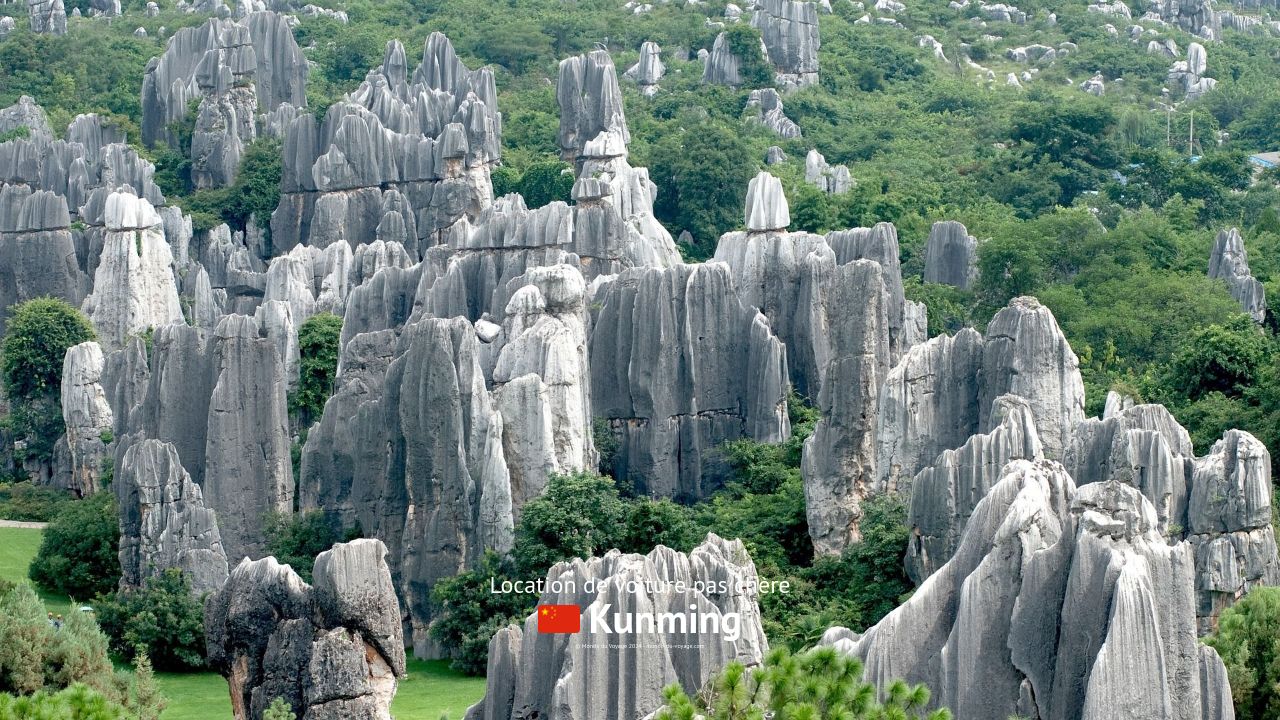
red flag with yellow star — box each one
[537,604,581,633]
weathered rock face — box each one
[1168,42,1218,101]
[922,220,977,289]
[57,342,114,497]
[205,539,406,720]
[27,0,67,35]
[558,49,630,163]
[905,394,1043,582]
[751,0,820,89]
[748,89,802,139]
[744,171,790,232]
[0,96,53,142]
[590,263,790,500]
[81,191,186,349]
[491,265,595,518]
[804,149,851,194]
[624,41,665,96]
[300,317,513,656]
[702,31,747,87]
[465,534,768,720]
[1208,228,1266,323]
[116,439,229,595]
[272,33,500,255]
[826,460,1236,720]
[0,185,87,336]
[876,296,1085,491]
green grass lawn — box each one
[0,526,487,719]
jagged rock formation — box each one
[465,534,768,720]
[747,88,802,138]
[57,342,114,496]
[271,33,500,255]
[1081,72,1106,95]
[0,17,14,40]
[1168,42,1217,101]
[300,317,513,655]
[922,220,977,289]
[27,0,67,35]
[0,96,53,142]
[877,296,1085,492]
[205,539,406,720]
[702,31,749,86]
[81,191,185,349]
[804,149,852,194]
[590,262,790,500]
[905,394,1043,582]
[1207,227,1265,323]
[141,12,307,188]
[744,170,790,232]
[826,460,1237,720]
[624,41,665,96]
[491,265,595,517]
[751,0,820,89]
[116,439,229,594]
[1152,0,1216,35]
[0,185,87,335]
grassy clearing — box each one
[0,525,487,718]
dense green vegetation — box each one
[290,312,344,428]
[655,646,951,720]
[1206,586,1280,719]
[95,570,208,672]
[262,509,350,583]
[28,492,120,601]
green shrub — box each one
[1205,586,1280,719]
[28,494,120,601]
[1,298,95,403]
[0,585,115,698]
[512,471,626,578]
[290,313,343,427]
[0,683,129,719]
[95,570,207,672]
[0,482,74,522]
[429,552,534,676]
[263,510,345,583]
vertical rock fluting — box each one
[589,263,790,500]
[205,539,406,720]
[624,41,665,96]
[823,460,1236,720]
[57,342,114,497]
[81,191,185,349]
[116,438,229,595]
[751,0,821,89]
[922,220,977,289]
[271,33,499,254]
[464,534,768,720]
[0,185,88,335]
[1207,227,1266,323]
[299,317,513,657]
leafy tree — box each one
[655,646,952,720]
[617,498,699,555]
[517,161,574,208]
[28,493,120,600]
[513,471,626,577]
[429,552,535,675]
[125,653,165,720]
[1167,315,1272,400]
[722,24,773,88]
[1205,586,1280,719]
[1,298,95,402]
[0,585,115,698]
[291,313,343,426]
[263,510,345,583]
[648,122,756,256]
[0,482,74,522]
[95,570,207,671]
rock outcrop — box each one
[0,96,53,142]
[271,33,500,255]
[590,263,790,500]
[57,342,114,496]
[299,317,513,656]
[876,296,1085,491]
[28,0,67,35]
[1208,227,1266,323]
[751,0,820,89]
[702,31,750,87]
[826,460,1237,720]
[0,185,88,335]
[464,534,768,720]
[804,149,852,194]
[747,88,802,138]
[81,191,185,349]
[116,439,229,595]
[205,539,406,720]
[922,220,977,289]
[1169,42,1217,101]
[624,41,665,96]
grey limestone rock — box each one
[765,145,787,164]
[752,0,820,89]
[299,317,513,656]
[465,534,768,720]
[0,96,53,142]
[589,263,790,499]
[827,460,1236,720]
[922,220,977,289]
[205,539,406,720]
[557,49,630,164]
[0,17,14,40]
[116,439,229,595]
[624,41,666,96]
[1208,227,1266,323]
[702,31,748,86]
[58,342,114,496]
[27,0,67,35]
[744,171,789,231]
[747,88,802,139]
[0,186,88,336]
[804,149,852,194]
[905,394,1043,582]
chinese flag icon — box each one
[537,604,581,634]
